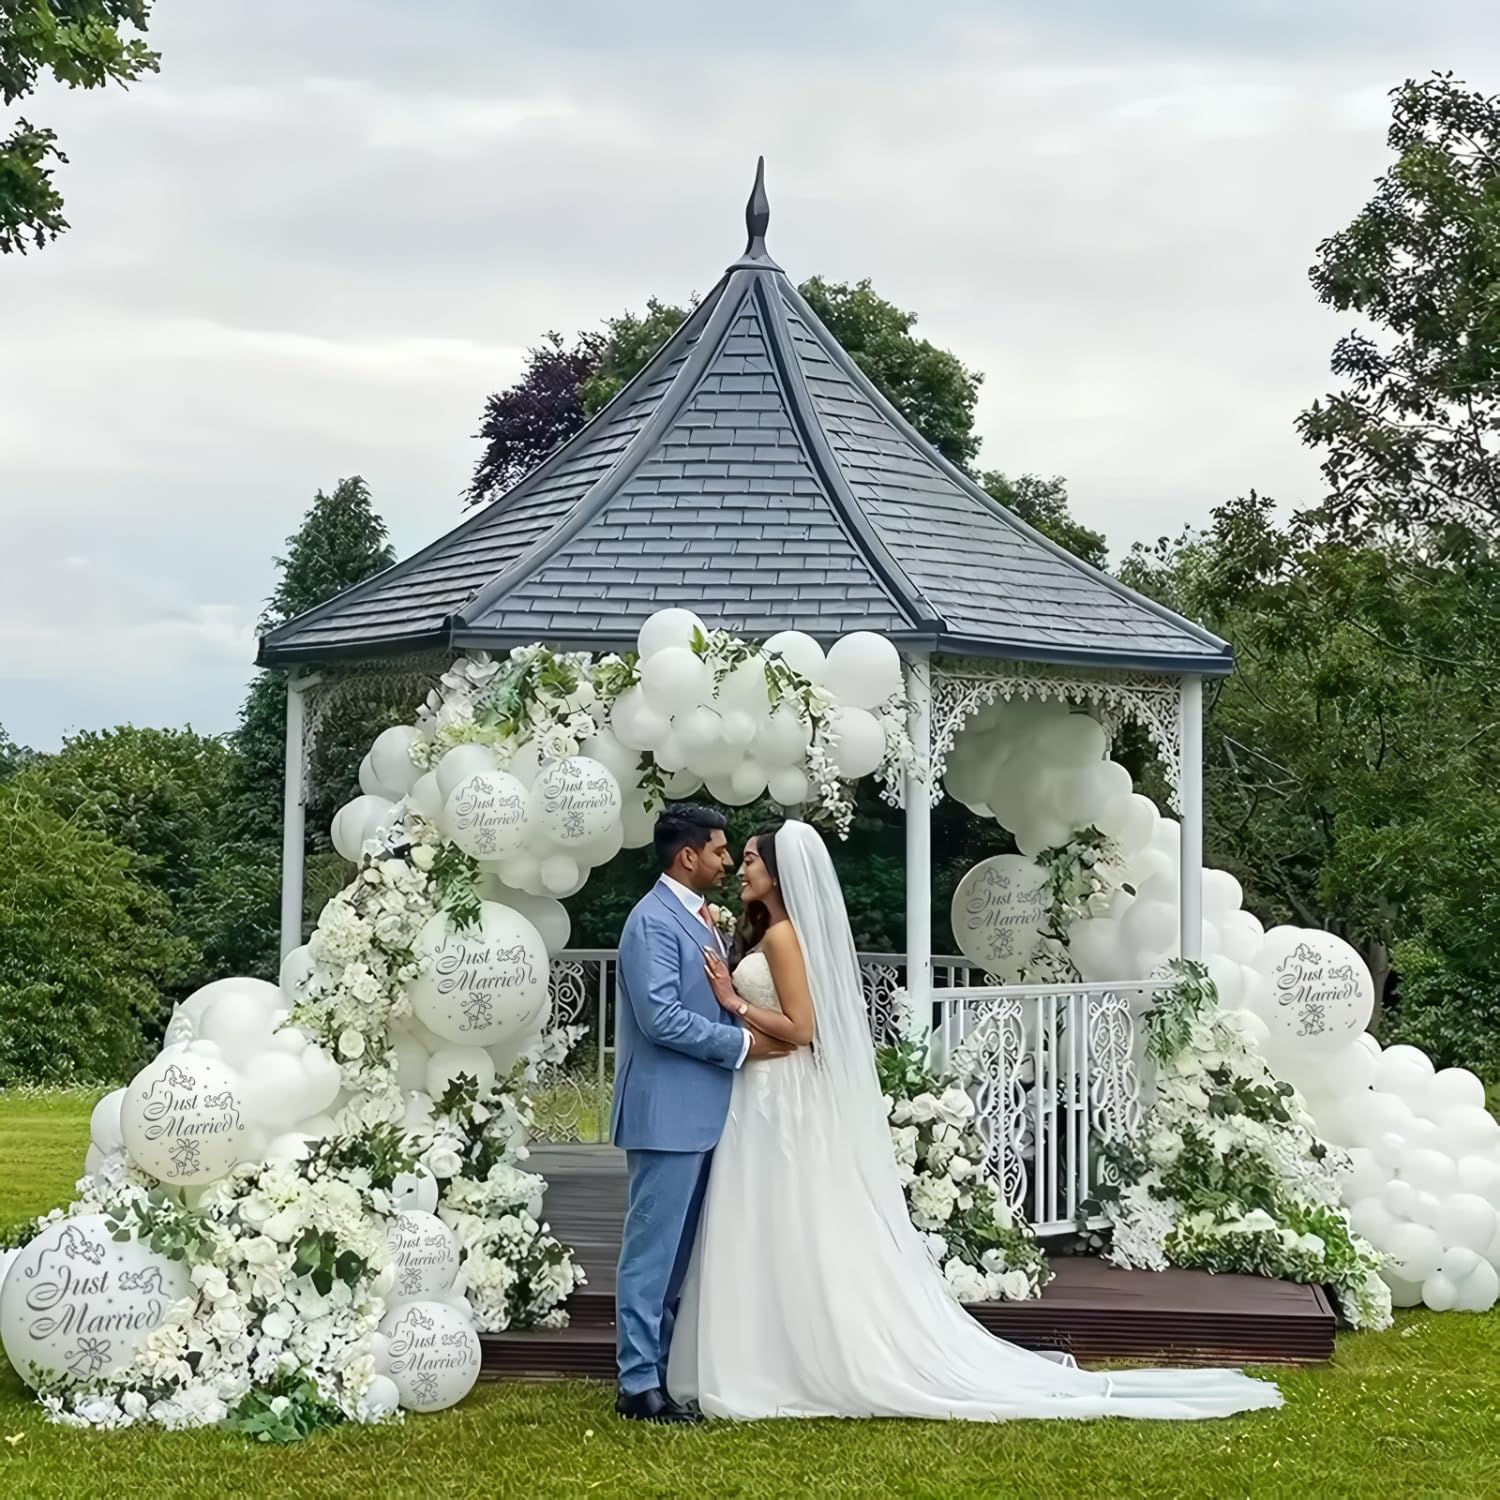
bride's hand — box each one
[703,951,741,1012]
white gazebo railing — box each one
[930,979,1169,1235]
[534,951,1163,1239]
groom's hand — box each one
[746,1030,794,1060]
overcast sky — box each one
[3,1,1496,749]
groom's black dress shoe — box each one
[615,1388,703,1425]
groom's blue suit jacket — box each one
[610,884,744,1152]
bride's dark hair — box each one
[730,821,784,969]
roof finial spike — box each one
[744,155,770,259]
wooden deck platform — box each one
[481,1146,1335,1381]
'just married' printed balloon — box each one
[120,1053,250,1184]
[950,856,1050,981]
[0,1215,191,1391]
[379,1299,480,1412]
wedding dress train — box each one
[666,825,1282,1424]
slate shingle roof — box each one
[259,171,1230,677]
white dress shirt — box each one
[658,875,752,1068]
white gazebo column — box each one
[1178,674,1204,961]
[904,651,933,1010]
[279,670,312,961]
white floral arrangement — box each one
[877,995,1050,1303]
[1097,962,1393,1331]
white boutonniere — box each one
[708,904,737,937]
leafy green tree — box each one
[1298,73,1500,541]
[233,475,398,844]
[1,1,160,254]
[0,783,190,1084]
[980,472,1108,568]
[469,279,985,507]
[0,723,33,780]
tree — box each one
[228,477,401,970]
[0,783,190,1085]
[466,333,599,507]
[0,723,32,780]
[1121,493,1497,1031]
[1297,73,1500,541]
[1,1,160,255]
[233,475,397,844]
[979,472,1109,569]
[468,279,984,507]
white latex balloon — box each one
[90,1089,126,1154]
[1435,1194,1498,1254]
[950,856,1049,980]
[1382,1271,1426,1308]
[610,686,670,752]
[826,706,885,779]
[1454,1258,1500,1311]
[406,772,444,824]
[822,630,903,710]
[1,1215,193,1390]
[1201,869,1244,923]
[705,772,759,808]
[1387,1221,1444,1280]
[1341,1147,1386,1204]
[408,902,549,1048]
[1401,1148,1459,1198]
[579,727,640,784]
[360,753,400,800]
[392,1030,430,1093]
[716,659,771,715]
[502,893,571,952]
[1457,1154,1500,1208]
[300,1046,343,1116]
[539,853,583,897]
[661,768,705,800]
[1428,1067,1488,1112]
[370,725,423,797]
[528,757,622,850]
[767,765,810,806]
[495,848,542,896]
[762,630,825,681]
[1374,1044,1435,1098]
[637,607,706,659]
[392,1166,440,1214]
[332,794,397,863]
[380,1300,480,1413]
[639,646,711,716]
[573,820,626,870]
[444,770,528,860]
[435,744,500,802]
[1252,926,1374,1056]
[729,760,768,803]
[1422,1270,1460,1311]
[620,796,661,848]
[121,1053,250,1183]
[386,1211,461,1301]
[1349,1196,1398,1245]
[427,1045,496,1100]
[241,1052,319,1131]
[279,944,315,1001]
[756,705,812,767]
[362,1375,402,1419]
[1440,1106,1500,1155]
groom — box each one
[611,803,790,1424]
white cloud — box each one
[2,0,1498,747]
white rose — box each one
[1000,1269,1032,1302]
[936,1085,975,1126]
[410,845,436,872]
[907,1093,940,1124]
[242,1236,282,1267]
[423,1142,464,1180]
[338,1028,366,1059]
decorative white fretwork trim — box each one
[930,657,1185,809]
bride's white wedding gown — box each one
[666,950,1283,1423]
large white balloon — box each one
[370,726,423,797]
[332,795,396,863]
[379,1300,481,1413]
[950,856,1049,981]
[408,902,550,1048]
[89,1089,126,1155]
[762,630,825,681]
[822,631,903,710]
[825,706,885,779]
[502,893,571,952]
[610,686,669,753]
[637,607,706,659]
[529,757,622,848]
[1252,926,1375,1057]
[444,770,528,860]
[638,646,710,716]
[406,772,445,824]
[756,706,812,767]
[121,1053,250,1184]
[0,1215,193,1390]
[767,765,810,806]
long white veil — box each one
[773,822,912,1201]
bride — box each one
[666,819,1283,1422]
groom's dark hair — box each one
[654,803,728,872]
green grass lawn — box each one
[2,1091,1497,1498]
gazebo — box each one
[259,161,1231,1236]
